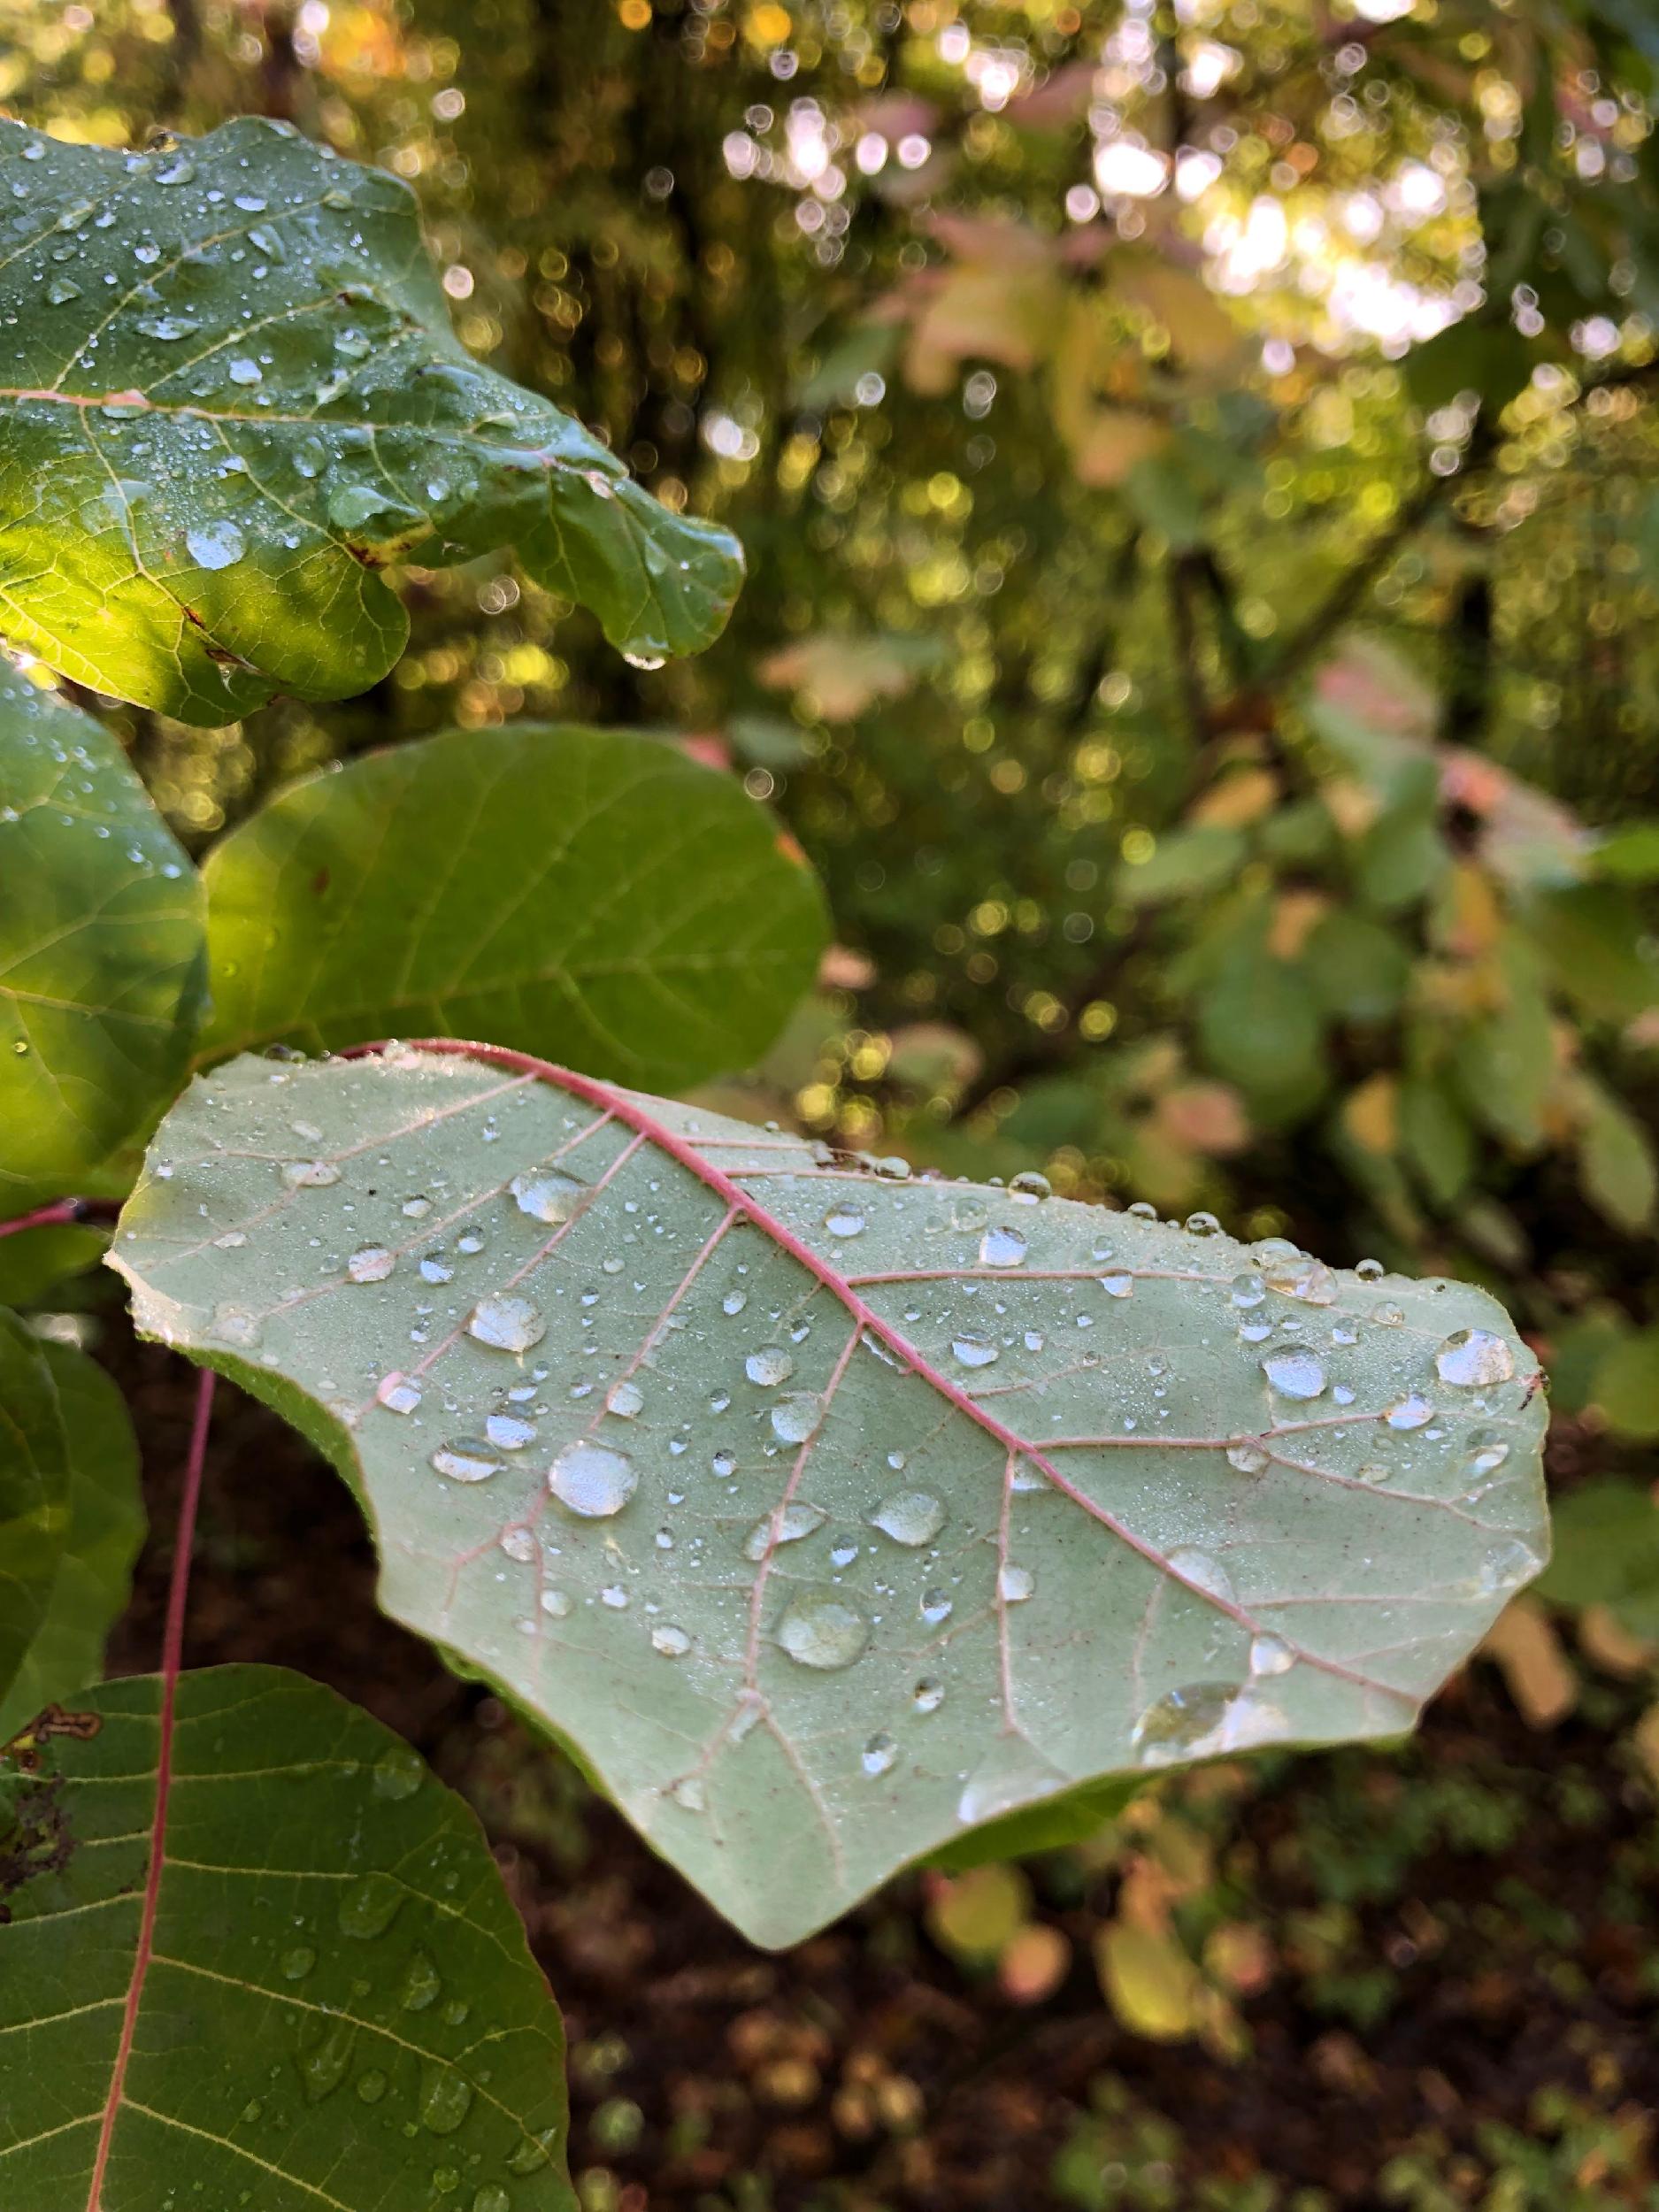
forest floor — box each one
[106,1337,1659,2212]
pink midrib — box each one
[85,1371,213,2209]
[359,1039,1405,1705]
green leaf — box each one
[110,1045,1550,1949]
[0,1221,109,1310]
[1591,820,1659,881]
[1397,1076,1475,1209]
[1452,949,1555,1152]
[0,1664,573,2203]
[1536,1479,1659,1639]
[1305,912,1411,1024]
[0,1310,71,1717]
[1195,946,1325,1125]
[1404,321,1535,416]
[1523,885,1659,1023]
[1118,826,1246,904]
[0,672,205,1202]
[197,725,826,1087]
[1592,1327,1659,1441]
[0,119,741,724]
[1575,1078,1658,1232]
[0,1337,144,1740]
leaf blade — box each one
[0,119,742,722]
[0,1664,574,2208]
[110,1044,1550,1947]
[0,672,206,1201]
[0,1338,144,1740]
[197,725,827,1087]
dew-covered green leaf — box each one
[0,1664,573,2206]
[109,1046,1550,1949]
[0,1309,71,1716]
[0,118,742,724]
[0,671,205,1202]
[0,1337,143,1741]
[197,725,826,1087]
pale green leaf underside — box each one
[0,118,742,724]
[0,1665,574,2208]
[0,672,205,1199]
[0,1337,144,1742]
[111,1048,1549,1947]
[198,725,828,1089]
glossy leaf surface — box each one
[0,1333,143,1741]
[0,672,205,1202]
[0,119,742,723]
[111,1047,1549,1947]
[198,725,826,1087]
[0,1665,574,2206]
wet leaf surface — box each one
[110,1045,1549,1946]
[0,671,205,1203]
[0,1664,574,2208]
[0,119,743,723]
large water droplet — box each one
[377,1372,423,1415]
[347,1244,394,1284]
[979,1225,1027,1268]
[743,1500,828,1559]
[1099,1271,1134,1299]
[511,1166,587,1225]
[862,1732,897,1777]
[1132,1682,1289,1766]
[1225,1438,1270,1475]
[467,1293,546,1354]
[1009,1170,1051,1202]
[998,1563,1035,1603]
[823,1202,865,1238]
[338,1870,403,1939]
[1436,1329,1515,1388]
[419,2066,473,2136]
[746,1345,794,1386]
[187,520,246,571]
[296,2016,357,2103]
[1385,1392,1434,1431]
[431,1439,503,1484]
[1261,1349,1325,1400]
[1249,1632,1294,1678]
[951,1333,999,1370]
[870,1489,946,1547]
[1479,1536,1545,1594]
[485,1411,537,1451]
[282,1157,339,1188]
[772,1392,825,1445]
[606,1378,643,1419]
[1167,1547,1235,1603]
[652,1623,692,1657]
[548,1440,636,1517]
[775,1589,869,1671]
[372,1744,424,1801]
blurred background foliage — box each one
[10,0,1659,2200]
